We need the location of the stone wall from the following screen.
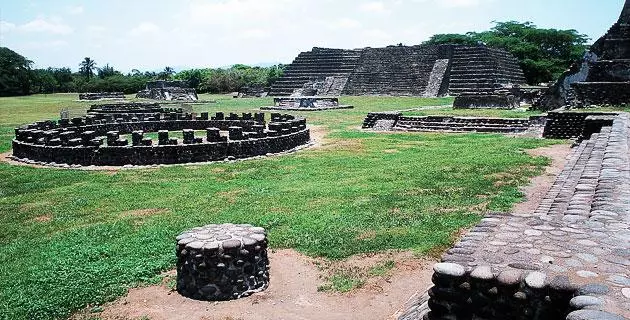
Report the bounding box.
[572,82,630,107]
[12,112,310,166]
[542,111,618,139]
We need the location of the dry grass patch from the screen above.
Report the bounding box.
[32,215,52,223]
[120,208,169,218]
[216,189,247,204]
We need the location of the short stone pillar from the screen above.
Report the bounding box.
[158,130,169,145]
[175,223,270,301]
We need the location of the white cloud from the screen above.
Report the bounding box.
[18,18,73,35]
[67,5,84,15]
[129,22,161,36]
[360,1,388,13]
[188,0,292,26]
[362,28,392,40]
[0,20,16,31]
[22,40,68,49]
[333,18,362,29]
[239,28,270,40]
[411,0,493,8]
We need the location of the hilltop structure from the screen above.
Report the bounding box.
[536,0,630,110]
[269,44,526,99]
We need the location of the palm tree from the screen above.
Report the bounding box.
[159,66,174,80]
[79,57,97,80]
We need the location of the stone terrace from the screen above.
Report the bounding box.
[271,44,526,97]
[448,46,526,96]
[268,48,362,96]
[400,114,630,319]
[341,45,441,96]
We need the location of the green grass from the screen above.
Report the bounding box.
[0,94,562,319]
[318,272,365,293]
[368,260,396,276]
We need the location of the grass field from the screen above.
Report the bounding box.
[0,94,561,319]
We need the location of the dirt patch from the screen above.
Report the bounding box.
[308,125,365,153]
[32,214,52,222]
[120,208,169,218]
[512,144,571,214]
[216,189,247,204]
[83,249,434,320]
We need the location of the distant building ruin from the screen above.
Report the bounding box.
[136,80,198,101]
[536,0,630,110]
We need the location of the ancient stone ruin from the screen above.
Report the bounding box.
[12,109,310,166]
[235,85,268,98]
[78,92,125,101]
[136,80,198,101]
[363,112,543,134]
[537,0,630,110]
[269,45,526,105]
[397,112,630,320]
[261,97,353,111]
[176,224,269,301]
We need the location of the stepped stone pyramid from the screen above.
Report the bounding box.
[269,44,526,97]
[537,0,630,109]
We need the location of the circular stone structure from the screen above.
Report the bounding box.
[175,224,269,301]
[11,111,310,166]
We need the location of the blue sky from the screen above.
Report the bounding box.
[0,0,625,72]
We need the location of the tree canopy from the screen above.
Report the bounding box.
[1,47,286,95]
[424,21,590,85]
[0,47,33,96]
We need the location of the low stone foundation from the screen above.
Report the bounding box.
[542,111,618,139]
[261,97,353,111]
[12,112,310,166]
[572,82,630,107]
[363,112,537,134]
[176,224,269,301]
[136,87,198,101]
[453,93,520,109]
[78,92,125,100]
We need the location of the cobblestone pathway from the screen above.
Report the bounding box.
[397,114,630,320]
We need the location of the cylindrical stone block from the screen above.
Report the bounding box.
[132,130,144,146]
[158,130,169,145]
[106,131,119,146]
[176,223,269,301]
[182,129,194,144]
[206,128,221,142]
[228,126,243,140]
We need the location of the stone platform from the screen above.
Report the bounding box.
[78,92,125,101]
[399,114,630,319]
[363,112,540,134]
[261,97,353,111]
